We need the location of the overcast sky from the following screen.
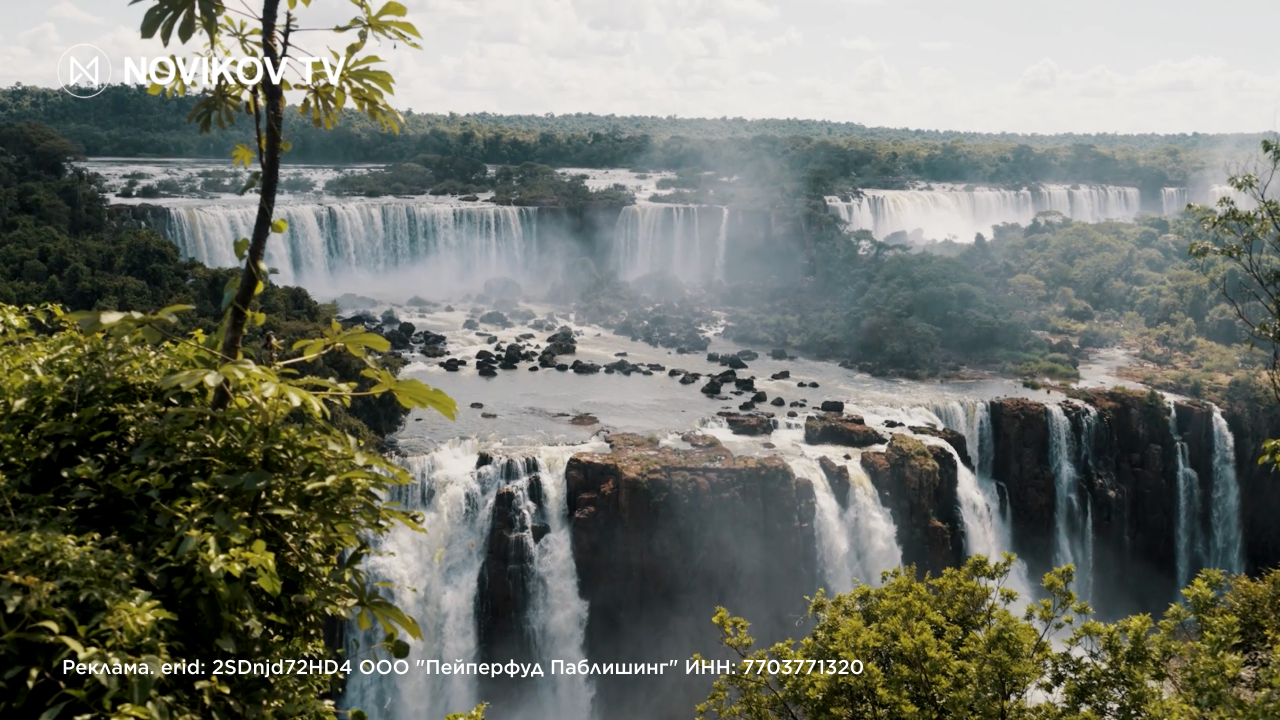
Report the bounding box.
[5,0,1279,134]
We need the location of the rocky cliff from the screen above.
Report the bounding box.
[565,433,816,719]
[861,434,964,576]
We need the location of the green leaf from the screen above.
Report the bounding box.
[390,638,411,659]
[389,379,457,418]
[231,143,256,169]
[37,701,70,720]
[234,237,250,261]
[257,570,282,596]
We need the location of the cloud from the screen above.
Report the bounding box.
[1020,58,1059,91]
[850,56,901,92]
[919,41,952,51]
[840,35,888,53]
[47,2,106,25]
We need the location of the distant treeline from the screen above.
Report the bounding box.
[1,85,1258,193]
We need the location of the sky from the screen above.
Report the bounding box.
[4,0,1280,134]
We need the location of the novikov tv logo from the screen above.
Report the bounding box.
[58,44,347,99]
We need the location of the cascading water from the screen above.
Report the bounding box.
[1047,405,1094,602]
[826,185,1141,241]
[1208,407,1244,574]
[714,206,729,283]
[1169,402,1205,590]
[1161,187,1189,216]
[342,441,595,720]
[789,455,902,592]
[613,204,726,283]
[163,201,540,291]
[928,401,1031,596]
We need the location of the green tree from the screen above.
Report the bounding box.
[695,558,1280,720]
[0,303,455,718]
[1190,137,1280,466]
[136,0,422,408]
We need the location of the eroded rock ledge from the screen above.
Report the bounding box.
[565,433,816,719]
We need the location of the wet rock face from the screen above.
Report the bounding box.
[477,458,544,665]
[988,398,1057,578]
[818,456,851,508]
[861,434,963,576]
[717,411,775,436]
[566,433,816,719]
[909,425,973,471]
[804,414,887,448]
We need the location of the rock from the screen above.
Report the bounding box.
[751,391,767,403]
[707,352,720,363]
[463,318,480,330]
[556,363,569,371]
[679,373,699,385]
[470,402,484,409]
[723,355,748,370]
[573,362,601,375]
[820,400,845,413]
[818,456,851,508]
[771,397,786,407]
[738,402,756,411]
[787,411,798,418]
[797,381,808,388]
[861,435,963,577]
[736,349,759,361]
[718,412,774,436]
[771,370,791,380]
[570,414,599,426]
[700,380,723,395]
[476,349,496,361]
[545,326,577,357]
[804,415,886,448]
[481,412,498,418]
[668,368,685,377]
[810,382,820,388]
[885,420,904,428]
[479,310,510,327]
[565,434,816,717]
[908,425,973,470]
[770,348,788,360]
[483,277,522,302]
[479,367,497,378]
[445,305,455,312]
[734,378,756,392]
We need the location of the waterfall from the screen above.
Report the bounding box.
[1169,402,1205,590]
[1161,187,1188,216]
[342,441,594,720]
[1047,405,1093,602]
[713,206,729,282]
[612,204,724,283]
[826,185,1141,241]
[790,455,902,592]
[1208,407,1244,574]
[927,401,1031,597]
[162,201,540,292]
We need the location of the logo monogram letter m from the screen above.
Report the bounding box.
[70,57,99,86]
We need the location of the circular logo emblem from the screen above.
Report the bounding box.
[58,45,112,98]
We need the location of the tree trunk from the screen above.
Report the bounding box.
[212,0,284,411]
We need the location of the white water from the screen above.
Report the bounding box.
[1047,405,1094,602]
[612,203,727,283]
[1208,407,1244,574]
[714,206,729,283]
[342,441,597,720]
[1169,402,1205,590]
[927,401,1032,598]
[1161,187,1189,216]
[790,454,902,592]
[163,201,541,293]
[826,185,1141,242]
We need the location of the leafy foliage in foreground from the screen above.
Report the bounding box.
[697,556,1280,720]
[0,304,455,719]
